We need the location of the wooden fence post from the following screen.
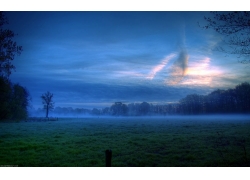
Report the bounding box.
[105,149,112,167]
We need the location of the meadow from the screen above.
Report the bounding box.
[0,115,250,167]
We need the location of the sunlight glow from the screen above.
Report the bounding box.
[180,57,223,86]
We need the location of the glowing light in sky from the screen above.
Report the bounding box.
[180,57,223,86]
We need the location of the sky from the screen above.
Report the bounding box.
[3,11,250,110]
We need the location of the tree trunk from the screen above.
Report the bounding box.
[46,105,48,118]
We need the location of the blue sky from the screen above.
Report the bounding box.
[4,11,250,109]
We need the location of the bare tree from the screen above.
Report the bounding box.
[201,11,250,64]
[41,91,54,118]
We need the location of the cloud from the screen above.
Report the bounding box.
[165,49,189,85]
[146,53,176,80]
[178,56,224,87]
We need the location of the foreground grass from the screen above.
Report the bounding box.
[0,116,250,167]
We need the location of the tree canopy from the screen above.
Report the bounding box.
[202,11,250,64]
[0,12,23,78]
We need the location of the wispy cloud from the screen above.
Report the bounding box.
[165,49,189,85]
[113,70,145,78]
[146,53,176,80]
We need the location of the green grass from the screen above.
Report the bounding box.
[0,116,250,167]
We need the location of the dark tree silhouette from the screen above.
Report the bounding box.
[201,11,250,64]
[11,84,30,119]
[110,102,128,116]
[92,108,101,115]
[0,76,30,120]
[41,91,54,118]
[180,94,205,114]
[0,12,23,78]
[179,82,250,114]
[139,102,150,115]
[235,82,250,112]
[0,76,12,119]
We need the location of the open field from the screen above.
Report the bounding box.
[1,115,250,167]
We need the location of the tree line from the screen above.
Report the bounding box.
[32,82,250,117]
[179,82,250,115]
[100,82,250,116]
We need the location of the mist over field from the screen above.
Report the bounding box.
[28,107,250,121]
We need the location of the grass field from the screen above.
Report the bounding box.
[0,115,250,167]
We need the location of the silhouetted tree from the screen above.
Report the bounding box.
[0,76,12,119]
[11,84,30,119]
[207,90,225,113]
[0,76,30,120]
[235,82,250,112]
[110,102,128,116]
[224,88,237,112]
[0,12,23,78]
[102,107,110,115]
[41,91,54,118]
[139,102,150,115]
[179,82,250,114]
[202,11,250,64]
[180,94,205,114]
[92,108,101,115]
